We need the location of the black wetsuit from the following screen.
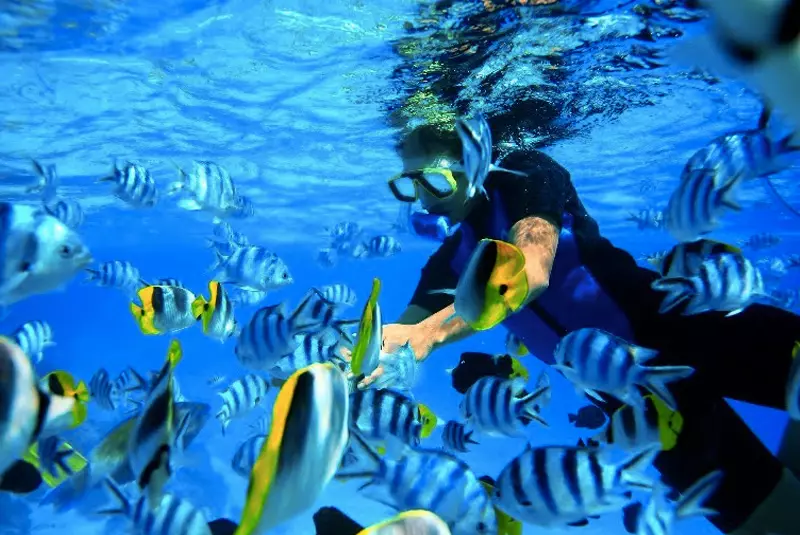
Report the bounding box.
[407,149,800,534]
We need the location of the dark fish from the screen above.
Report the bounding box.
[568,404,607,430]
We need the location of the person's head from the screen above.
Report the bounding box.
[389,123,472,221]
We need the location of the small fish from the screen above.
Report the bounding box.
[209,245,293,293]
[100,479,214,535]
[316,248,337,268]
[231,363,349,534]
[207,374,226,387]
[317,283,357,308]
[271,330,345,379]
[0,202,92,307]
[299,289,359,338]
[432,239,528,331]
[152,278,185,288]
[553,328,694,411]
[211,219,249,248]
[98,161,159,208]
[216,374,270,435]
[229,288,269,307]
[231,434,266,478]
[0,338,86,479]
[353,236,402,259]
[191,281,238,342]
[234,294,317,371]
[596,394,684,453]
[447,352,529,395]
[168,161,243,218]
[455,112,527,200]
[89,369,119,410]
[568,404,607,430]
[493,444,657,527]
[39,371,90,405]
[631,470,722,535]
[664,169,743,243]
[36,436,74,480]
[505,331,528,357]
[44,198,84,229]
[626,208,665,231]
[357,510,451,535]
[86,260,146,291]
[29,160,59,202]
[129,285,202,335]
[349,389,438,447]
[441,420,478,453]
[338,432,496,535]
[370,341,418,392]
[11,320,54,364]
[740,232,781,250]
[327,222,362,242]
[23,436,87,489]
[654,239,741,278]
[461,377,549,437]
[350,278,382,378]
[249,414,270,435]
[127,340,182,508]
[651,251,767,316]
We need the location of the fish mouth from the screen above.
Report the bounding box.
[77,254,93,268]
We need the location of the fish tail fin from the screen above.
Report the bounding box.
[675,470,723,519]
[716,173,743,211]
[191,295,209,323]
[84,269,99,282]
[568,413,577,423]
[518,385,550,427]
[465,430,479,445]
[642,365,694,411]
[97,478,131,516]
[335,430,381,481]
[208,250,227,273]
[216,411,229,436]
[74,380,89,403]
[617,445,659,490]
[650,276,696,314]
[41,466,89,511]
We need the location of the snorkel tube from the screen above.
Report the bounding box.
[409,210,457,242]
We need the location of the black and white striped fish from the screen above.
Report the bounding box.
[168,161,244,218]
[651,251,767,316]
[100,478,213,535]
[152,278,185,289]
[664,168,743,243]
[210,245,293,293]
[44,198,84,229]
[650,239,741,278]
[493,444,658,528]
[216,374,270,435]
[86,260,146,291]
[234,294,317,371]
[98,161,159,208]
[300,289,358,338]
[594,396,663,453]
[441,420,478,453]
[89,369,119,411]
[231,434,266,478]
[271,330,344,378]
[317,284,357,307]
[460,377,549,437]
[349,389,438,447]
[30,160,59,202]
[352,236,402,259]
[228,288,269,307]
[553,328,694,411]
[11,320,54,364]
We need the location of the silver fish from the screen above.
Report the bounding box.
[98,161,158,208]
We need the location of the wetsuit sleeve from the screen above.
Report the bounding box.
[495,150,570,227]
[407,232,461,313]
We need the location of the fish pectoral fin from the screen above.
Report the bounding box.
[428,288,456,295]
[176,198,202,211]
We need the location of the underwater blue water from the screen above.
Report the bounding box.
[2,1,800,534]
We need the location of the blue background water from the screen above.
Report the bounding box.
[1,0,799,534]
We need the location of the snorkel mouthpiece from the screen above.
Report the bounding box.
[409,210,456,242]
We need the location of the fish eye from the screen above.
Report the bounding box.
[282,272,288,279]
[59,245,73,258]
[255,396,261,404]
[19,261,31,272]
[477,522,487,532]
[498,284,508,295]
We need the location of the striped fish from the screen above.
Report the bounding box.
[651,251,766,316]
[349,389,437,447]
[89,369,118,411]
[553,328,693,411]
[152,278,185,289]
[100,479,212,535]
[596,397,662,453]
[11,320,54,364]
[168,161,242,218]
[300,289,359,338]
[317,284,357,307]
[228,288,269,307]
[234,294,317,371]
[191,281,238,342]
[129,285,201,335]
[44,198,84,229]
[86,260,146,290]
[271,330,344,379]
[653,239,740,278]
[30,160,60,202]
[340,432,496,535]
[216,374,269,435]
[231,434,266,478]
[633,471,722,535]
[460,377,549,437]
[664,168,743,243]
[98,161,159,208]
[441,420,478,453]
[353,236,402,259]
[316,248,337,268]
[210,245,293,293]
[494,444,658,527]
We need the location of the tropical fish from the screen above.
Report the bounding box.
[461,377,549,437]
[350,278,382,377]
[350,388,437,447]
[192,280,238,342]
[11,320,54,364]
[98,161,159,208]
[129,285,202,335]
[441,420,478,453]
[216,374,270,435]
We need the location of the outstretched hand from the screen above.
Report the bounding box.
[356,323,434,389]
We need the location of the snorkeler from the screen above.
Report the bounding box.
[355,120,800,535]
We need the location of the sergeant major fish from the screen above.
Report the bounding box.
[651,239,741,278]
[352,236,402,259]
[318,283,357,308]
[553,328,694,411]
[98,161,159,208]
[231,434,266,478]
[0,202,92,307]
[11,320,54,364]
[461,377,549,437]
[168,161,247,219]
[441,420,478,453]
[210,245,293,293]
[129,285,202,335]
[592,394,683,453]
[216,374,270,435]
[349,388,438,447]
[30,160,59,202]
[86,260,146,292]
[44,198,84,230]
[270,330,346,379]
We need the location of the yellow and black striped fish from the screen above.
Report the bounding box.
[130,285,201,335]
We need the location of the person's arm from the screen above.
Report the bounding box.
[508,214,560,307]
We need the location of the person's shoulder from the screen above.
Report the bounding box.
[497,148,571,181]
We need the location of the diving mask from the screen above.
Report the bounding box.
[388,167,458,203]
[409,210,457,242]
